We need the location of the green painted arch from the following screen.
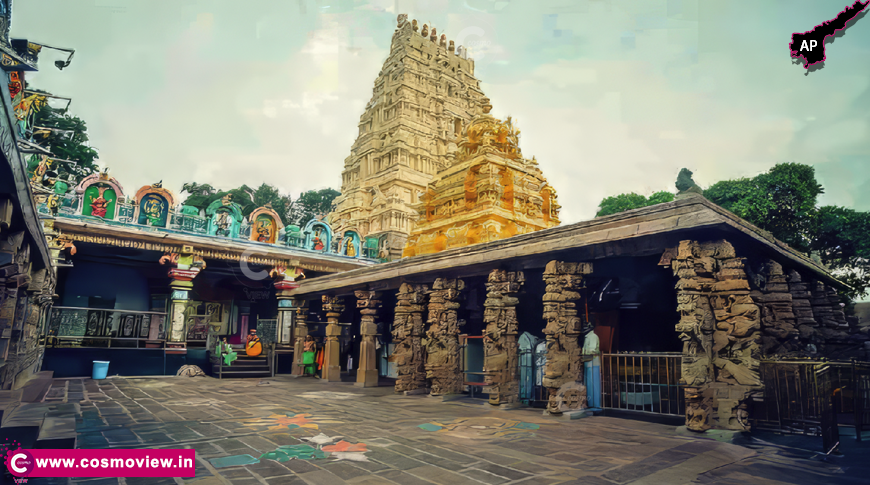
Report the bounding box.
[82,186,117,220]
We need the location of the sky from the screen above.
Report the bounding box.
[11,0,870,224]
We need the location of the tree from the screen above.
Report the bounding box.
[596,191,674,217]
[595,163,870,300]
[704,163,823,251]
[31,102,99,180]
[288,188,341,226]
[180,182,298,226]
[180,183,217,210]
[809,206,870,301]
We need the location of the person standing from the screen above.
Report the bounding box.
[303,335,317,377]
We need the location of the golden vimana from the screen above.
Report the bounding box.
[327,14,559,260]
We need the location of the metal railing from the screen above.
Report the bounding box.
[755,360,870,440]
[45,306,168,348]
[600,353,685,416]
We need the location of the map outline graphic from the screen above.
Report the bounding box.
[789,0,869,69]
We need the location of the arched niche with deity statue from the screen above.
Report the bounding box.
[338,230,362,258]
[248,204,285,244]
[76,169,125,220]
[134,182,176,227]
[302,218,333,252]
[206,194,244,238]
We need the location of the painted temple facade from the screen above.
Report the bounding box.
[328,15,491,260]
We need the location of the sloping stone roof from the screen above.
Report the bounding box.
[289,196,844,295]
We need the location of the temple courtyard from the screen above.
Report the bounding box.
[23,375,869,485]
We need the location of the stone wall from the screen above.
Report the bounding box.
[392,283,429,392]
[483,269,524,405]
[424,278,465,395]
[667,240,762,431]
[542,260,592,414]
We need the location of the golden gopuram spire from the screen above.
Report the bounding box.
[403,98,560,257]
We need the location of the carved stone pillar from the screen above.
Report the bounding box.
[754,260,801,356]
[424,278,465,395]
[291,299,310,376]
[483,269,524,405]
[355,290,382,387]
[393,283,429,392]
[666,239,762,432]
[159,248,205,351]
[321,295,345,382]
[542,261,591,415]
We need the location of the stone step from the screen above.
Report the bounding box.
[213,369,272,378]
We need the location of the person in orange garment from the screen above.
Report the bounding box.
[245,329,262,357]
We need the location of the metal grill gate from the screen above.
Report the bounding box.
[600,353,685,416]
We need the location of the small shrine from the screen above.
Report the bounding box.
[403,99,560,257]
[206,194,244,238]
[75,169,124,220]
[134,181,176,227]
[248,203,284,244]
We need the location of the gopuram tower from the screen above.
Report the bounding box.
[328,14,490,259]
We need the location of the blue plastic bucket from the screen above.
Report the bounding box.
[92,361,109,380]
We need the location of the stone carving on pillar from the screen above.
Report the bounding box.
[291,299,310,376]
[423,278,465,395]
[665,239,762,432]
[321,295,345,382]
[392,283,429,392]
[542,261,592,415]
[355,290,382,387]
[483,269,524,405]
[159,247,205,346]
[753,260,802,356]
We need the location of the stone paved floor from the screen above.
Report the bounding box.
[29,375,870,484]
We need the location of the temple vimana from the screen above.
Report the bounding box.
[328,14,559,259]
[2,12,867,444]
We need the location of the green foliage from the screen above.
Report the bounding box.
[704,163,823,251]
[32,103,99,179]
[596,191,674,217]
[289,188,341,226]
[180,183,338,227]
[810,206,870,301]
[597,162,869,300]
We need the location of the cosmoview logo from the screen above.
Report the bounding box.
[6,449,34,477]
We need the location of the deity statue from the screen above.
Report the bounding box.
[256,219,272,242]
[90,187,110,218]
[47,194,59,216]
[31,156,53,184]
[143,197,165,226]
[344,236,356,257]
[377,239,390,260]
[312,227,325,251]
[215,211,231,236]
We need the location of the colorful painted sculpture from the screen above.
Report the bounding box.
[248,203,285,244]
[89,187,110,218]
[134,182,175,227]
[206,194,243,238]
[303,219,334,252]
